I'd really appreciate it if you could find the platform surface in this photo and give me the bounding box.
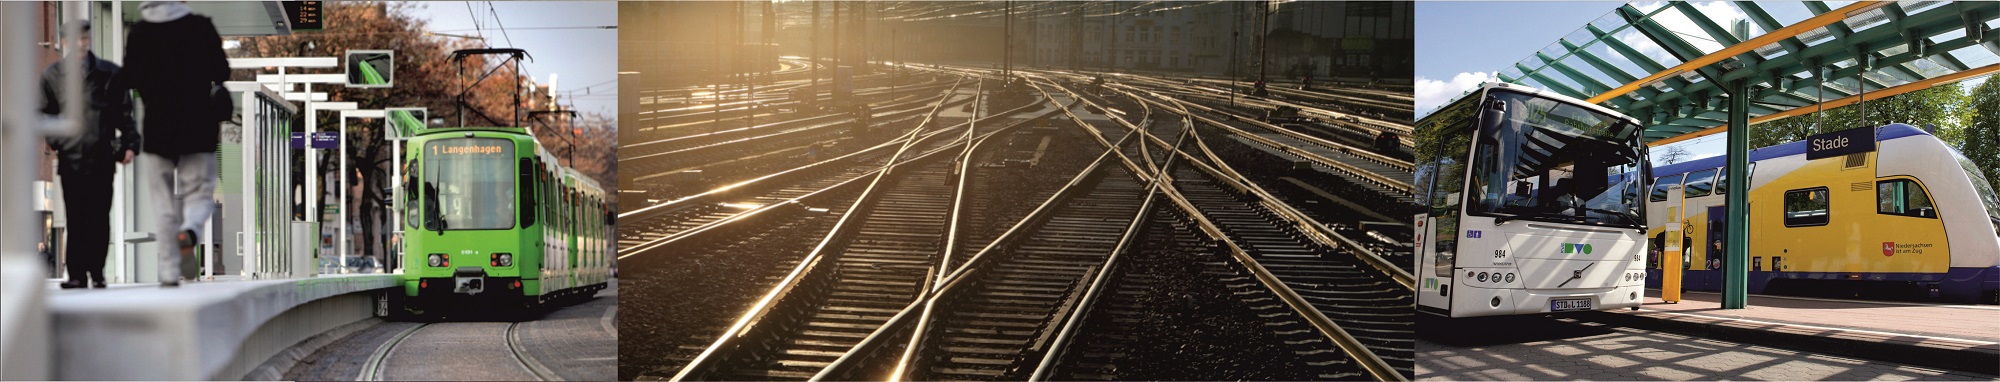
[1415,316,1992,381]
[45,274,399,380]
[1630,290,2000,344]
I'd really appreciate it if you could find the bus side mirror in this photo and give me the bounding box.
[1479,100,1507,139]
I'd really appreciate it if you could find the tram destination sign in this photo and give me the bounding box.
[1805,126,1876,160]
[283,1,323,31]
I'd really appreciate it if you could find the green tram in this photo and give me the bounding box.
[395,124,611,315]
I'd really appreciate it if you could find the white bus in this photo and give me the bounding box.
[1413,82,1650,318]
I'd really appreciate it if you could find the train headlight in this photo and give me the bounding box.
[427,254,445,267]
[493,253,513,267]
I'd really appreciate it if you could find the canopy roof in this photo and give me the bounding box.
[1489,1,1999,144]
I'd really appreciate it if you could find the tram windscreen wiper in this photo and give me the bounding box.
[424,182,445,236]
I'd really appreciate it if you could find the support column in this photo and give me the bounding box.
[1722,78,1751,309]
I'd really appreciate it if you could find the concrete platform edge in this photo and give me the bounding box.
[1581,310,2000,376]
[49,275,398,380]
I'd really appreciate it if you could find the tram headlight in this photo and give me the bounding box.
[493,253,513,267]
[427,253,445,267]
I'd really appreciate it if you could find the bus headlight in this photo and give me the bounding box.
[492,253,513,267]
[427,254,446,267]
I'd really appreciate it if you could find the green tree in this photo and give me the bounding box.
[1964,78,2000,191]
[1746,84,1968,148]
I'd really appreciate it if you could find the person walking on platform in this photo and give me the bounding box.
[116,1,229,287]
[43,20,140,289]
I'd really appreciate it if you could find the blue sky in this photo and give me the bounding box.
[418,1,619,119]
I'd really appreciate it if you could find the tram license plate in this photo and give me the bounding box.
[1550,298,1592,312]
[454,277,484,294]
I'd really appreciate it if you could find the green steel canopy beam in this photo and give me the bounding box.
[1586,1,1885,104]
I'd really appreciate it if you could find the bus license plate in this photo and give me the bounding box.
[1551,298,1592,312]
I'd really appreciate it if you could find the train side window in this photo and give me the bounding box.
[1650,174,1684,202]
[1877,179,1937,218]
[1783,187,1830,227]
[1716,162,1752,196]
[1683,169,1719,198]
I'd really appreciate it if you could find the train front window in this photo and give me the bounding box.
[1468,90,1645,228]
[1950,149,2000,222]
[424,138,516,230]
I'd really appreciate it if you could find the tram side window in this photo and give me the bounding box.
[1683,169,1719,198]
[405,159,419,229]
[1877,179,1937,218]
[1783,187,1831,227]
[1651,174,1684,202]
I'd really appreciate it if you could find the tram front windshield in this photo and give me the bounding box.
[1470,91,1645,228]
[425,138,516,230]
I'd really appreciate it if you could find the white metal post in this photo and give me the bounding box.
[339,117,346,273]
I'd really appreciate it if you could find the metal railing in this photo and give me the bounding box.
[228,83,301,279]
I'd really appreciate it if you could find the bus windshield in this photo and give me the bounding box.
[1469,90,1646,228]
[425,138,517,230]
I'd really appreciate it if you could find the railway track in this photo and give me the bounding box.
[891,151,1152,381]
[1041,204,1370,380]
[677,153,961,380]
[359,322,557,381]
[623,83,1097,380]
[626,67,1417,381]
[1040,79,1414,379]
[615,81,984,250]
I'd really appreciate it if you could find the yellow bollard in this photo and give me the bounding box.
[1663,245,1682,303]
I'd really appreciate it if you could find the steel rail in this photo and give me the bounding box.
[358,323,429,381]
[1117,81,1414,172]
[507,322,560,381]
[608,98,1048,258]
[615,94,1051,259]
[1027,110,1186,382]
[623,91,970,161]
[1139,94,1416,289]
[882,82,1141,380]
[1119,84,1414,193]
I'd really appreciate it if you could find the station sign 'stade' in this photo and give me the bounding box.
[283,1,323,31]
[1805,126,1877,160]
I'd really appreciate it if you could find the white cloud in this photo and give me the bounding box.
[1415,72,1497,119]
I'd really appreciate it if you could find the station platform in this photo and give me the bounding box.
[41,274,398,380]
[1599,289,2000,375]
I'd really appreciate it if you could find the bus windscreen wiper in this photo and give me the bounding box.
[1494,211,1585,225]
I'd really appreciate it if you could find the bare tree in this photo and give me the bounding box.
[1658,145,1691,165]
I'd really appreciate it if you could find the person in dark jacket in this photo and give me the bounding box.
[116,1,229,287]
[43,20,139,289]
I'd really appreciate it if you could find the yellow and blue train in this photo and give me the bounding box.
[1644,123,2000,303]
[396,124,613,316]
